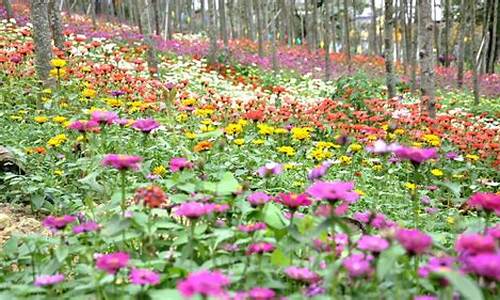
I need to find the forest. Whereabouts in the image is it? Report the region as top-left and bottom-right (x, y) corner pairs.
(0, 0), (499, 299)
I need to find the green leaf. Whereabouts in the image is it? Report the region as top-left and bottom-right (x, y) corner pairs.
(148, 289), (184, 300)
(55, 246), (69, 263)
(216, 172), (240, 196)
(376, 245), (405, 281)
(101, 216), (131, 237)
(270, 248), (291, 267)
(434, 181), (461, 200)
(196, 129), (223, 140)
(78, 171), (104, 193)
(263, 202), (287, 230)
(438, 271), (484, 300)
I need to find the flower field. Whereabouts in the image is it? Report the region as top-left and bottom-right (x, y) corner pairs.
(0, 7), (499, 300)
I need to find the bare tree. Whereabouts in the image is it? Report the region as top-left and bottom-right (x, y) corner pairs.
(410, 0), (418, 93)
(311, 0), (319, 49)
(324, 0), (332, 80)
(30, 0), (53, 85)
(2, 0), (14, 19)
(384, 0), (396, 99)
(370, 0), (378, 55)
(48, 0), (65, 50)
(90, 0), (97, 29)
(219, 0), (229, 54)
(343, 0), (351, 68)
(456, 0), (467, 88)
(208, 0), (218, 64)
(254, 0), (264, 57)
(487, 0), (498, 72)
(418, 0), (436, 118)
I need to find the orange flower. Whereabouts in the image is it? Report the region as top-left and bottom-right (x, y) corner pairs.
(193, 140), (212, 152)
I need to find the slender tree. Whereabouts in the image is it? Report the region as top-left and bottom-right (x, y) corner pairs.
(471, 1), (479, 103)
(418, 0), (436, 118)
(312, 0), (319, 49)
(370, 0), (378, 55)
(90, 0), (97, 29)
(343, 0), (352, 68)
(456, 0), (467, 88)
(219, 0), (229, 54)
(324, 0), (332, 80)
(151, 0), (161, 35)
(30, 0), (53, 85)
(207, 0), (218, 64)
(139, 0), (158, 77)
(410, 0), (418, 94)
(384, 0), (396, 99)
(48, 0), (65, 50)
(254, 0), (264, 57)
(2, 0), (14, 19)
(443, 0), (450, 66)
(487, 0), (498, 73)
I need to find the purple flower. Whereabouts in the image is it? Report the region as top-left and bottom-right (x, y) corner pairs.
(467, 192), (500, 216)
(396, 228), (433, 255)
(248, 287), (276, 300)
(455, 233), (496, 256)
(42, 215), (77, 231)
(342, 253), (373, 277)
(257, 162), (283, 177)
(308, 161), (332, 181)
(169, 157), (193, 172)
(357, 235), (389, 253)
(465, 253), (500, 281)
(95, 252), (130, 274)
(445, 152), (459, 160)
(129, 268), (161, 285)
(275, 193), (312, 210)
(111, 90), (125, 97)
(91, 110), (118, 125)
(247, 191), (271, 207)
(284, 266), (320, 283)
(68, 120), (99, 133)
(72, 221), (100, 234)
(132, 118), (160, 134)
(307, 181), (360, 203)
(102, 154), (142, 171)
(113, 118), (130, 126)
(304, 282), (326, 297)
(394, 146), (437, 165)
(414, 296), (438, 300)
(418, 256), (455, 278)
(174, 202), (213, 219)
(366, 140), (400, 154)
(246, 242), (275, 255)
(34, 274), (65, 287)
(177, 270), (230, 298)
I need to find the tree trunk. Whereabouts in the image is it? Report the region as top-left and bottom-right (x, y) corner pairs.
(151, 0), (161, 35)
(201, 0), (207, 30)
(471, 1), (479, 103)
(343, 0), (352, 68)
(456, 0), (467, 88)
(219, 0), (229, 54)
(271, 2), (278, 73)
(48, 0), (65, 51)
(30, 0), (53, 85)
(2, 0), (14, 19)
(139, 0), (159, 77)
(304, 0), (309, 49)
(167, 0), (174, 39)
(324, 0), (331, 80)
(228, 0), (237, 39)
(487, 0), (498, 73)
(312, 0), (319, 49)
(394, 0), (400, 64)
(91, 0), (97, 29)
(254, 0), (264, 57)
(443, 0), (450, 66)
(332, 0), (337, 52)
(384, 0), (396, 99)
(432, 0), (439, 64)
(402, 0), (411, 74)
(208, 0), (218, 64)
(370, 0), (378, 55)
(418, 0), (436, 118)
(410, 0), (418, 94)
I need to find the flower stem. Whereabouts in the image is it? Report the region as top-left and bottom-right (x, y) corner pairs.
(120, 171), (126, 214)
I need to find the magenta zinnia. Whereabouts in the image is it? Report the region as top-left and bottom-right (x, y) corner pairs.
(174, 202), (213, 219)
(307, 181), (360, 203)
(34, 273), (65, 287)
(467, 192), (500, 216)
(274, 192), (312, 210)
(132, 118), (160, 133)
(95, 252), (129, 274)
(42, 215), (77, 231)
(177, 270), (230, 298)
(396, 228), (433, 255)
(284, 266), (320, 283)
(169, 157), (194, 172)
(102, 154), (142, 171)
(246, 242), (276, 255)
(393, 146), (437, 165)
(129, 268), (161, 285)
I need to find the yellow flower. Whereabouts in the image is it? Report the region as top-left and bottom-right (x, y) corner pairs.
(225, 123), (243, 135)
(465, 154), (479, 161)
(106, 98), (123, 107)
(52, 116), (67, 124)
(452, 174), (465, 179)
(381, 124), (389, 131)
(234, 139), (245, 146)
(153, 165), (167, 176)
(252, 139), (265, 145)
(47, 134), (68, 147)
(34, 116), (48, 123)
(185, 132), (197, 139)
(200, 124), (215, 132)
(404, 182), (417, 190)
(291, 127), (311, 140)
(257, 124), (274, 136)
(50, 68), (66, 78)
(53, 169), (64, 176)
(284, 163), (296, 170)
(367, 135), (378, 141)
(394, 128), (405, 135)
(10, 115), (22, 121)
(277, 146), (296, 156)
(372, 165), (383, 172)
(194, 108), (214, 117)
(412, 142), (423, 148)
(42, 88), (52, 94)
(431, 169), (444, 177)
(274, 128), (288, 134)
(81, 66), (91, 72)
(76, 135), (85, 142)
(423, 134), (441, 146)
(387, 133), (396, 141)
(311, 148), (332, 161)
(201, 119), (212, 125)
(82, 88), (97, 98)
(237, 119), (248, 127)
(339, 155), (352, 165)
(181, 98), (197, 106)
(292, 181), (304, 187)
(354, 189), (365, 196)
(447, 216), (455, 225)
(316, 141), (335, 149)
(349, 143), (363, 152)
(51, 58), (66, 68)
(176, 113), (189, 123)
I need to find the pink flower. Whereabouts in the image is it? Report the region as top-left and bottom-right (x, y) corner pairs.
(465, 253), (500, 281)
(174, 202), (213, 219)
(102, 154), (142, 171)
(393, 146), (437, 165)
(275, 193), (312, 210)
(414, 296), (438, 300)
(169, 157), (193, 172)
(307, 181), (360, 203)
(308, 161), (332, 181)
(238, 222), (267, 233)
(177, 270), (230, 298)
(366, 140), (400, 154)
(42, 215), (77, 231)
(284, 266), (320, 283)
(68, 120), (99, 133)
(467, 192), (500, 216)
(91, 110), (118, 125)
(455, 233), (496, 256)
(34, 274), (64, 287)
(247, 191), (271, 207)
(72, 221), (100, 234)
(246, 242), (275, 255)
(357, 235), (389, 253)
(418, 256), (455, 278)
(396, 229), (433, 255)
(95, 252), (129, 274)
(129, 268), (161, 285)
(132, 118), (160, 133)
(257, 162), (283, 177)
(248, 287), (276, 300)
(342, 253), (373, 277)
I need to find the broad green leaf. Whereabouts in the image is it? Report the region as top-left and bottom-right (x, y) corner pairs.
(263, 202), (287, 230)
(270, 248), (291, 267)
(376, 245), (405, 281)
(216, 172), (240, 196)
(438, 271), (483, 300)
(55, 246), (69, 263)
(148, 289), (184, 300)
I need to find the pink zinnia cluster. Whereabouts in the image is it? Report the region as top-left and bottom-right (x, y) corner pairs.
(132, 118), (160, 133)
(353, 211), (396, 229)
(418, 256), (455, 279)
(307, 161), (333, 181)
(102, 154), (142, 171)
(342, 253), (373, 278)
(274, 193), (312, 210)
(129, 268), (161, 285)
(246, 191), (271, 207)
(455, 234), (496, 256)
(174, 202), (228, 219)
(42, 215), (77, 231)
(356, 235), (390, 253)
(395, 228), (433, 255)
(68, 120), (99, 133)
(307, 181), (359, 203)
(238, 222), (267, 233)
(177, 270), (230, 298)
(34, 273), (65, 287)
(91, 110), (118, 125)
(246, 242), (276, 255)
(257, 162), (283, 177)
(169, 157), (193, 172)
(467, 192), (500, 216)
(72, 221), (100, 234)
(95, 252), (130, 274)
(284, 266), (320, 283)
(393, 146), (437, 165)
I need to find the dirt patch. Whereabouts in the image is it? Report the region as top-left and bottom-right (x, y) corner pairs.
(0, 204), (48, 245)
